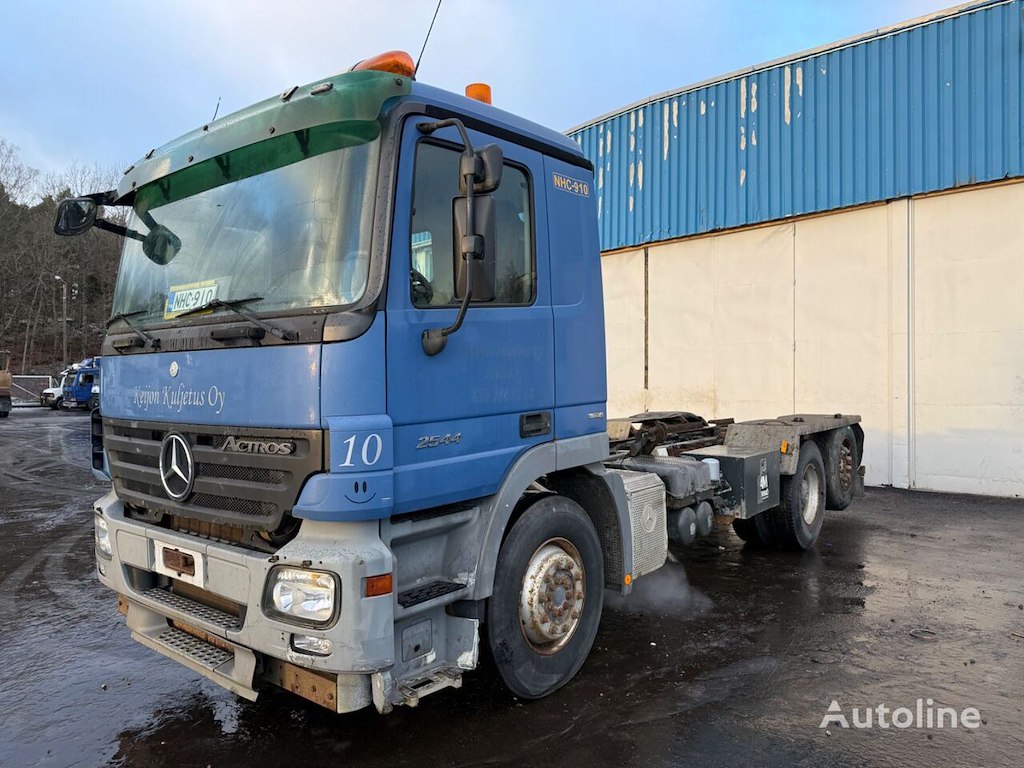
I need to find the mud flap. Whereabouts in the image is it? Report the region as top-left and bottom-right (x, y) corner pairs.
(371, 670), (394, 714)
(854, 466), (866, 497)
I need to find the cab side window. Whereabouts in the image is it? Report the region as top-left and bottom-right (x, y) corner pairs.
(410, 141), (534, 307)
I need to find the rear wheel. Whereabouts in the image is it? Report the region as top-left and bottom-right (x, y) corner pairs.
(767, 440), (826, 550)
(823, 426), (858, 510)
(486, 495), (603, 700)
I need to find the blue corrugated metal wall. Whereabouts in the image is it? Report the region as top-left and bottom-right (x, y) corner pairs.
(570, 0), (1024, 252)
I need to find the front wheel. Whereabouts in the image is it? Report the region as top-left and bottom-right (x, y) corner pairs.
(486, 495), (604, 700)
(767, 440), (826, 550)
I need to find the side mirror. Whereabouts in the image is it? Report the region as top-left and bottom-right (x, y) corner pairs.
(142, 224), (182, 265)
(459, 144), (503, 195)
(53, 198), (98, 236)
(453, 194), (496, 302)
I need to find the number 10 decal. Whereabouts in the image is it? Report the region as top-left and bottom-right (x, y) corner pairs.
(339, 433), (384, 467)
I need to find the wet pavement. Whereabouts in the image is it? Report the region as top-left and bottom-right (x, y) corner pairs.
(1, 407), (1022, 767)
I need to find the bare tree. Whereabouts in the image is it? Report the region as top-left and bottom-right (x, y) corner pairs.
(0, 140), (123, 373)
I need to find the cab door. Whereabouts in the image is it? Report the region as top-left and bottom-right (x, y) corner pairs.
(385, 116), (554, 514)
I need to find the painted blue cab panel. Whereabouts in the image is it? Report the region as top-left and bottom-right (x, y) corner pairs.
(294, 469), (394, 521)
(102, 345), (321, 427)
(293, 414), (395, 521)
(385, 117), (556, 512)
(319, 314), (388, 420)
(544, 154), (607, 439)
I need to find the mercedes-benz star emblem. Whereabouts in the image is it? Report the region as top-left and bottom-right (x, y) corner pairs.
(159, 433), (194, 501)
(641, 503), (657, 533)
(169, 361), (179, 377)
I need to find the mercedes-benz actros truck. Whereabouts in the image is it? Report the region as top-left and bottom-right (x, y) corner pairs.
(56, 51), (864, 714)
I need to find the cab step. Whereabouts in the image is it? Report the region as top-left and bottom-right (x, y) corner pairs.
(143, 586), (242, 631)
(397, 667), (463, 707)
(397, 579), (465, 608)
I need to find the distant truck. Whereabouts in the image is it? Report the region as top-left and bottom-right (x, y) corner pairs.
(40, 369), (71, 409)
(56, 52), (864, 714)
(0, 350), (10, 418)
(61, 358), (101, 410)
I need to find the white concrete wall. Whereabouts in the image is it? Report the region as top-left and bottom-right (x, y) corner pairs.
(601, 180), (1024, 497)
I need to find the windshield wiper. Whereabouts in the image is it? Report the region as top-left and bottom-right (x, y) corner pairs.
(107, 310), (161, 351)
(177, 296), (298, 341)
(105, 309), (147, 328)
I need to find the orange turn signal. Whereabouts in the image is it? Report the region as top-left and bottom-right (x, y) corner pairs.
(780, 439), (790, 454)
(624, 573), (632, 586)
(364, 573), (393, 597)
(351, 50), (415, 78)
(465, 83), (492, 105)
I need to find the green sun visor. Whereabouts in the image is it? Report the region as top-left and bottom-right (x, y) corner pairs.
(117, 69), (412, 206)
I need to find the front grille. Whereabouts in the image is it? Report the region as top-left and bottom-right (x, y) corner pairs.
(189, 492), (277, 517)
(199, 463), (285, 484)
(105, 417), (323, 530)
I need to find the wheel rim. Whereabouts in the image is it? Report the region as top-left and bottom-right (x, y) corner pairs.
(518, 538), (586, 655)
(800, 464), (822, 525)
(838, 439), (855, 493)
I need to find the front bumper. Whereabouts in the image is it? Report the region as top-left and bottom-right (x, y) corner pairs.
(94, 490), (395, 712)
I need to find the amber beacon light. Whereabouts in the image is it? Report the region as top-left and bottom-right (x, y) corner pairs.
(465, 83), (492, 104)
(351, 50), (416, 77)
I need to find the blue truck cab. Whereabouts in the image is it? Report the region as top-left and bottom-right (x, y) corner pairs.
(58, 52), (863, 713)
(62, 357), (101, 410)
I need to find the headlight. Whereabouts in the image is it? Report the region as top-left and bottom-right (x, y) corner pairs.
(95, 515), (112, 557)
(264, 567), (338, 627)
(92, 385), (100, 394)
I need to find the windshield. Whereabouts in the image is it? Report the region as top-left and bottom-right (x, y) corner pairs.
(110, 138), (380, 326)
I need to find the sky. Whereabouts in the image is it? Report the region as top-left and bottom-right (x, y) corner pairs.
(1, 0), (960, 180)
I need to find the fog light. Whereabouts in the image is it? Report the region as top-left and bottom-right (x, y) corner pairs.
(98, 562), (107, 577)
(292, 634), (333, 656)
(95, 514), (112, 557)
(265, 567), (338, 627)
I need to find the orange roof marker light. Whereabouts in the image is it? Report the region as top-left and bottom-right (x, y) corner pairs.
(465, 83), (492, 105)
(350, 50), (415, 78)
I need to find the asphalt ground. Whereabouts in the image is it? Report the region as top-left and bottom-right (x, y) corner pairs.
(1, 407), (1021, 767)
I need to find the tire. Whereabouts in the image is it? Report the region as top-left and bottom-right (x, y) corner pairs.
(0, 411), (8, 418)
(823, 426), (858, 511)
(731, 514), (774, 546)
(50, 401), (60, 410)
(486, 495), (604, 700)
(767, 440), (826, 550)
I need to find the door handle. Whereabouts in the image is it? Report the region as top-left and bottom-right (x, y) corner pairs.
(519, 411), (552, 438)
